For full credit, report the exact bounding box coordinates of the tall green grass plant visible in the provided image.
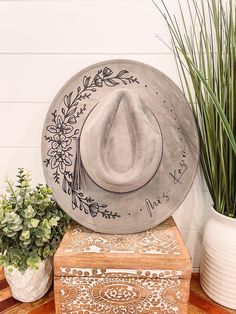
[154,0,236,217]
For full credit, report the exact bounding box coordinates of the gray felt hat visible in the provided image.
[42,59,199,234]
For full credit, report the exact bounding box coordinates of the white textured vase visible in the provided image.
[4,257,53,302]
[200,207,236,309]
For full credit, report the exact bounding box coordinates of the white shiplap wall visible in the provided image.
[0,0,212,272]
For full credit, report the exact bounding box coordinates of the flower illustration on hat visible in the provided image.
[44,67,139,219]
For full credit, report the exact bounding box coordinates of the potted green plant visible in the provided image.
[155,0,236,309]
[0,168,70,302]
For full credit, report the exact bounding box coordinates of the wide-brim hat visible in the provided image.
[42,59,199,234]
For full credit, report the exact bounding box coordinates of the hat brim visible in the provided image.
[42,59,199,234]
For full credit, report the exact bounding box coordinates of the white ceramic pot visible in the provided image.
[4,257,53,302]
[200,207,236,309]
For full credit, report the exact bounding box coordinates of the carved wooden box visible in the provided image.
[54,217,191,314]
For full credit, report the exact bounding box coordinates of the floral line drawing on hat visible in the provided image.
[60,173,121,219]
[43,67,139,219]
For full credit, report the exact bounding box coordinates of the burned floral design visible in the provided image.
[48,148,72,172]
[44,66,139,219]
[51,134,72,151]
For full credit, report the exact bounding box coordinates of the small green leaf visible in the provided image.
[30,218,40,228]
[20,230,30,241]
[27,255,41,269]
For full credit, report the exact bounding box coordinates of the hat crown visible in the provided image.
[104,89,140,174]
[80,88,163,193]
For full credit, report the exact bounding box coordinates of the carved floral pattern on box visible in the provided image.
[59,269,182,314]
[64,220,181,255]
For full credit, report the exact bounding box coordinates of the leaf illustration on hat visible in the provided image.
[83,76,91,88]
[117,70,129,77]
[104,79,119,87]
[46,125,57,133]
[64,92,73,108]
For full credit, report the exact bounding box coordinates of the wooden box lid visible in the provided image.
[54,217,191,278]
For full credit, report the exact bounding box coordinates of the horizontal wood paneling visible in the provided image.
[0,103,49,147]
[0,0,194,54]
